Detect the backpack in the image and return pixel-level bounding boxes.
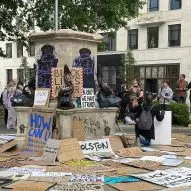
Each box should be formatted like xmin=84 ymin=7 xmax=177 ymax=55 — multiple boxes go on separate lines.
xmin=138 ymin=105 xmax=155 ymax=130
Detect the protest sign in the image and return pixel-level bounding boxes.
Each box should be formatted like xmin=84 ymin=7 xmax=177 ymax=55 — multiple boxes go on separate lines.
xmin=79 ymin=138 xmax=112 ymax=154
xmin=72 ymin=119 xmax=85 ymax=141
xmin=51 ymin=67 xmax=83 ymax=98
xmin=115 ymin=147 xmax=143 ymax=158
xmin=81 ymin=88 xmax=95 ymax=109
xmin=25 ymin=111 xmax=53 ymax=155
xmin=108 ymin=136 xmax=124 ymax=152
xmin=0 ymin=140 xmax=17 ymax=153
xmin=58 ymin=138 xmax=84 ymax=162
xmin=41 ymin=139 xmax=61 ymax=162
xmin=33 ymin=88 xmax=50 ymax=108
xmin=133 ymin=167 xmax=191 ymax=188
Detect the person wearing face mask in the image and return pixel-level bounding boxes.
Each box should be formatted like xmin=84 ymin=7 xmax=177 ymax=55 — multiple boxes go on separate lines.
xmin=133 ymin=93 xmax=165 ymax=147
xmin=3 ymin=81 xmax=17 ymax=129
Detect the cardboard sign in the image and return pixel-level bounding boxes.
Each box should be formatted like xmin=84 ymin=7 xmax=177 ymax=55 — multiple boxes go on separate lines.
xmin=3 ymin=180 xmax=56 ymax=190
xmin=81 ymin=88 xmax=95 ymax=108
xmin=0 ymin=140 xmax=17 ymax=153
xmin=115 ymin=147 xmax=143 ymax=158
xmin=108 ymin=136 xmax=124 ymax=152
xmin=25 ymin=111 xmax=53 ymax=155
xmin=79 ymin=138 xmax=112 ymax=154
xmin=133 ymin=167 xmax=191 ymax=188
xmin=33 ymin=88 xmax=50 ymax=108
xmin=58 ymin=138 xmax=84 ymax=162
xmin=72 ymin=119 xmax=85 ymax=141
xmin=152 ymin=111 xmax=172 ymax=145
xmin=42 ymin=139 xmax=61 ymax=162
xmin=51 ymin=67 xmax=83 ymax=98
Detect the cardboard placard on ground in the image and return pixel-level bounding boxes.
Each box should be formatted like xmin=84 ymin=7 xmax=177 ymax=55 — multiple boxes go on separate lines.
xmin=33 ymin=88 xmax=50 ymax=108
xmin=3 ymin=180 xmax=56 ymax=191
xmin=58 ymin=138 xmax=84 ymax=162
xmin=72 ymin=119 xmax=85 ymax=141
xmin=42 ymin=139 xmax=61 ymax=162
xmin=110 ymin=181 xmax=164 ymax=191
xmin=51 ymin=67 xmax=83 ymax=98
xmin=115 ymin=147 xmax=143 ymax=158
xmin=25 ymin=111 xmax=53 ymax=155
xmin=108 ymin=136 xmax=124 ymax=152
xmin=79 ymin=138 xmax=112 ymax=154
xmin=0 ymin=140 xmax=17 ymax=153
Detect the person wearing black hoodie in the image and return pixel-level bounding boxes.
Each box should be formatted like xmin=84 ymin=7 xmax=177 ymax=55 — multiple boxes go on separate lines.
xmin=133 ymin=93 xmax=165 ymax=146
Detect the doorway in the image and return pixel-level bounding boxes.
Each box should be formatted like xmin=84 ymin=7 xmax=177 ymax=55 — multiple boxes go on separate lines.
xmin=145 ymin=79 xmax=157 ymax=94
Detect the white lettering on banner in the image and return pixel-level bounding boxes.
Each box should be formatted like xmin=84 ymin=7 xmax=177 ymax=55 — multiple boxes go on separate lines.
xmin=81 ymin=88 xmax=95 ymax=109
xmin=133 ymin=167 xmax=191 ymax=188
xmin=79 ymin=138 xmax=112 ymax=154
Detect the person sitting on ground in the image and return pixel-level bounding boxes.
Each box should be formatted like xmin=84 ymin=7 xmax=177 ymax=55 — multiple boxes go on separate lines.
xmin=157 ymin=80 xmax=173 ymax=110
xmin=133 ymin=93 xmax=165 ymax=147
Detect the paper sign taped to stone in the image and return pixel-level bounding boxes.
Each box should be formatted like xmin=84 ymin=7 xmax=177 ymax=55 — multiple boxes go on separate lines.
xmin=81 ymin=88 xmax=95 ymax=109
xmin=72 ymin=119 xmax=85 ymax=141
xmin=33 ymin=88 xmax=50 ymax=107
xmin=79 ymin=138 xmax=112 ymax=154
xmin=52 ymin=67 xmax=83 ymax=98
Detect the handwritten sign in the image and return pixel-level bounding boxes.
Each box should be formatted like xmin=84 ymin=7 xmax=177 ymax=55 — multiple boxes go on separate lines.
xmin=51 ymin=67 xmax=83 ymax=97
xmin=115 ymin=147 xmax=143 ymax=158
xmin=58 ymin=138 xmax=84 ymax=162
xmin=72 ymin=119 xmax=85 ymax=141
xmin=133 ymin=167 xmax=191 ymax=188
xmin=42 ymin=139 xmax=61 ymax=162
xmin=79 ymin=138 xmax=112 ymax=154
xmin=0 ymin=140 xmax=17 ymax=153
xmin=25 ymin=111 xmax=53 ymax=155
xmin=33 ymin=88 xmax=50 ymax=108
xmin=81 ymin=88 xmax=95 ymax=109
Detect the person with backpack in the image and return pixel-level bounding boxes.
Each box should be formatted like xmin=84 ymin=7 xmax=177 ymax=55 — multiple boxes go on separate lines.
xmin=134 ymin=93 xmax=165 ymax=147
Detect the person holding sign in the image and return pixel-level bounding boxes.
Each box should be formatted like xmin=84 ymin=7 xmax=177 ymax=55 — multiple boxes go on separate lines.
xmin=133 ymin=93 xmax=165 ymax=147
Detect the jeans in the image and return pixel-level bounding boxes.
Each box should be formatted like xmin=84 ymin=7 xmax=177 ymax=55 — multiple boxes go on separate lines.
xmin=139 ymin=135 xmax=151 ymax=146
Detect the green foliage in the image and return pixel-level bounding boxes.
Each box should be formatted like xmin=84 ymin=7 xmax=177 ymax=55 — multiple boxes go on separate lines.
xmin=0 ymin=0 xmax=145 ymax=57
xmin=20 ymin=57 xmax=30 ymax=85
xmin=169 ymin=103 xmax=189 ymax=126
xmin=120 ymin=50 xmax=136 ymax=88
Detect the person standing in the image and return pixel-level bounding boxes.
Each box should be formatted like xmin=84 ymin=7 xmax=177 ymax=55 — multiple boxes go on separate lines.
xmin=176 ymin=74 xmax=188 ymax=104
xmin=158 ymin=80 xmax=173 ymax=110
xmin=3 ymin=81 xmax=17 ymax=129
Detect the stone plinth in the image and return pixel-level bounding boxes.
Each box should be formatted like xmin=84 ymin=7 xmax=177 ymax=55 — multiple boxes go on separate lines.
xmin=14 ymin=107 xmax=55 ymax=149
xmin=29 ymin=29 xmax=103 ymax=69
xmin=56 ymin=108 xmax=119 ymax=139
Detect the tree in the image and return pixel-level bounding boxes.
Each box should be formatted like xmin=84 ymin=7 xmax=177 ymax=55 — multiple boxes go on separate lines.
xmin=19 ymin=57 xmax=30 ymax=85
xmin=120 ymin=50 xmax=136 ymax=89
xmin=0 ymin=0 xmax=144 ymax=56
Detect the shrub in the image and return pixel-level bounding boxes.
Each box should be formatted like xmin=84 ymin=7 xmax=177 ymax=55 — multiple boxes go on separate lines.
xmin=169 ymin=103 xmax=189 ymax=126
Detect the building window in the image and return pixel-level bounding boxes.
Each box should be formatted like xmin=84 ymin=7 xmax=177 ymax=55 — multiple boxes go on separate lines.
xmin=6 ymin=69 xmax=13 ymax=84
xmin=170 ymin=0 xmax=181 ymax=10
xmin=28 ymin=44 xmax=35 ymax=57
xmin=100 ymin=66 xmax=116 ymax=89
xmin=148 ymin=0 xmax=159 ymax=11
xmin=6 ymin=43 xmax=12 ymax=58
xmin=147 ymin=27 xmax=159 ymax=48
xmin=128 ymin=29 xmax=138 ymax=49
xmin=17 ymin=43 xmax=23 ymax=57
xmin=27 ymin=14 xmax=35 ymax=30
xmin=99 ymin=32 xmax=116 ymax=51
xmin=168 ymin=24 xmax=181 ymax=47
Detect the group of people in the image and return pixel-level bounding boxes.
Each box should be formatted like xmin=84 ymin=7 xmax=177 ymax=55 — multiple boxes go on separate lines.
xmin=1 ymin=78 xmax=35 ymax=129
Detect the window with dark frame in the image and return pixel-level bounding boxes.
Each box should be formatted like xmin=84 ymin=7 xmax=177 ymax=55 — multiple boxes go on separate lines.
xmin=170 ymin=0 xmax=181 ymax=10
xmin=149 ymin=0 xmax=159 ymax=12
xmin=168 ymin=24 xmax=181 ymax=47
xmin=6 ymin=69 xmax=13 ymax=84
xmin=6 ymin=43 xmax=12 ymax=58
xmin=17 ymin=43 xmax=23 ymax=57
xmin=28 ymin=44 xmax=35 ymax=57
xmin=100 ymin=32 xmax=116 ymax=51
xmin=128 ymin=29 xmax=138 ymax=49
xmin=147 ymin=27 xmax=159 ymax=48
